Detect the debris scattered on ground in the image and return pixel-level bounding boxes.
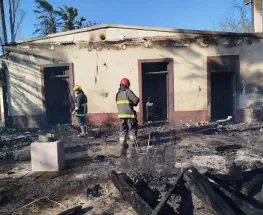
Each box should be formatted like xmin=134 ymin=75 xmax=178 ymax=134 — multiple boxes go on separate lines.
xmin=57 ymin=206 xmax=82 ymax=215
xmin=87 ymin=184 xmax=103 ymax=198
xmin=0 ymin=122 xmax=263 ymax=214
xmin=111 ymin=164 xmax=263 ymax=215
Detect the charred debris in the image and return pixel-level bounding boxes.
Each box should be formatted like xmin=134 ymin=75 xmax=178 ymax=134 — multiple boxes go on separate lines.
xmin=110 ymin=164 xmax=263 ymax=215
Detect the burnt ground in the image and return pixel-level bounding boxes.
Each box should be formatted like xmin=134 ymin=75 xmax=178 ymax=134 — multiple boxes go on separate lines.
xmin=1 ymin=121 xmax=263 ymax=214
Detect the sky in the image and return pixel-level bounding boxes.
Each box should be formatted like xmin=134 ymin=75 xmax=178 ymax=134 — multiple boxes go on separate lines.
xmin=4 ymin=0 xmax=246 ymax=40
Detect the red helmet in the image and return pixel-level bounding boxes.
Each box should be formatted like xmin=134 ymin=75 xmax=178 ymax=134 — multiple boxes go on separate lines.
xmin=120 ymin=78 xmax=130 ymax=87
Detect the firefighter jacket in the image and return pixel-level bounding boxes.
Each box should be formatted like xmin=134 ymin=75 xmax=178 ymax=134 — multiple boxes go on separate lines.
xmin=74 ymin=91 xmax=88 ymax=116
xmin=116 ymin=86 xmax=139 ymax=119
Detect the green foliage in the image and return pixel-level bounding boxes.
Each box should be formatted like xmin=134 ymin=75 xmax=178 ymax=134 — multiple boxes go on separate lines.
xmin=58 ymin=6 xmax=87 ymax=31
xmin=33 ymin=0 xmax=60 ymax=35
xmin=33 ymin=0 xmax=98 ymax=36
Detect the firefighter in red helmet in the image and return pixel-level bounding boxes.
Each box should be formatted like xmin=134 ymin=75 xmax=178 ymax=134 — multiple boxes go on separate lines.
xmin=116 ymin=78 xmax=140 ymax=150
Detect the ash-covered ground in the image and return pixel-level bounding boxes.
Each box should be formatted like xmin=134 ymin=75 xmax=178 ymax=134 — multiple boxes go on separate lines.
xmin=1 ymin=121 xmax=263 ymax=214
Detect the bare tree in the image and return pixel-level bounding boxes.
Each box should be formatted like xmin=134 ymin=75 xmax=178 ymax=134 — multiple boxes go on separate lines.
xmin=214 ymin=1 xmax=252 ymax=33
xmin=0 ymin=0 xmax=7 ymax=45
xmin=0 ymin=0 xmax=8 ymax=126
xmin=8 ymin=0 xmax=26 ymax=42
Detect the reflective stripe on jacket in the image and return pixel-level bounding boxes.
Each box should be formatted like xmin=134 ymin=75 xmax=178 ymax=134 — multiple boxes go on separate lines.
xmin=116 ymin=87 xmax=139 ymax=119
xmin=74 ymin=91 xmax=88 ymax=116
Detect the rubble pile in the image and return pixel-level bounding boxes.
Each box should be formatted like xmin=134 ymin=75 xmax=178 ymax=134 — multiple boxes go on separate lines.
xmin=110 ymin=164 xmax=263 ymax=215
xmin=0 ymin=128 xmax=38 ymax=161
xmin=0 ymin=125 xmax=73 ymax=162
xmin=0 ymin=122 xmax=263 ymax=214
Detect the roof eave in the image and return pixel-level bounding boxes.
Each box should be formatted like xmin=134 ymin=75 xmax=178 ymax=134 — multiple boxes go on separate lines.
xmin=12 ymin=24 xmax=263 ymax=44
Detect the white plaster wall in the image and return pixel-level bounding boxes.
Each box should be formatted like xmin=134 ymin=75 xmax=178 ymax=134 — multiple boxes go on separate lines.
xmin=4 ymin=59 xmax=43 ymax=116
xmin=69 ymin=41 xmax=263 ymax=113
xmin=4 ymin=29 xmax=263 ymax=121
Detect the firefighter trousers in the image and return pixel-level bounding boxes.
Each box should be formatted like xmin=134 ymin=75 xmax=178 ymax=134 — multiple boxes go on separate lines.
xmin=77 ymin=116 xmax=86 ymax=126
xmin=119 ymin=118 xmax=138 ymax=146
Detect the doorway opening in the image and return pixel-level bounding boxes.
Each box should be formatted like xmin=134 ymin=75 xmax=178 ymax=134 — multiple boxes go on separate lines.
xmin=142 ymin=62 xmax=168 ymax=121
xmin=210 ymin=72 xmax=234 ymax=120
xmin=44 ymin=66 xmax=71 ymax=125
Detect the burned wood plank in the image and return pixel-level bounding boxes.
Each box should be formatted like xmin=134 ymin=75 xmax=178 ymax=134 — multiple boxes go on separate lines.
xmin=212 ymin=182 xmax=263 ymax=215
xmin=215 ymin=144 xmax=242 ymax=151
xmin=109 ymin=171 xmax=153 ymax=215
xmin=183 ymin=166 xmax=236 ymax=215
xmin=151 ymin=170 xmax=185 ymax=215
xmin=155 ymin=167 xmax=182 ymax=178
xmin=124 ymin=173 xmax=177 ymax=215
xmin=241 ymin=172 xmax=263 ymax=196
xmin=57 ymin=206 xmax=82 ymax=215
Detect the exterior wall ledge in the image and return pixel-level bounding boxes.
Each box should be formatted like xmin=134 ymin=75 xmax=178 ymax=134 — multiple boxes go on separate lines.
xmin=12 ymin=24 xmax=263 ymax=45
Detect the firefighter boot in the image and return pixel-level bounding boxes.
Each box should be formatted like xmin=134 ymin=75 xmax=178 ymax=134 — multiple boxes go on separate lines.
xmin=84 ymin=125 xmax=88 ymax=135
xmin=119 ymin=137 xmax=129 ymax=150
xmin=130 ymin=135 xmax=140 ymax=147
xmin=78 ymin=126 xmax=86 ymax=137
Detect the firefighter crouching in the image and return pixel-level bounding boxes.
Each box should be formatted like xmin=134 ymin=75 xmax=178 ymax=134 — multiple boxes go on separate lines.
xmin=116 ymin=78 xmax=140 ymax=149
xmin=72 ymin=85 xmax=88 ymax=137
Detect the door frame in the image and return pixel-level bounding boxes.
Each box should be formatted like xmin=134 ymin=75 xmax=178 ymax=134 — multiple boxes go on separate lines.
xmin=40 ymin=63 xmax=75 ymax=125
xmin=207 ymin=55 xmax=239 ymax=121
xmin=138 ymin=58 xmax=174 ymax=123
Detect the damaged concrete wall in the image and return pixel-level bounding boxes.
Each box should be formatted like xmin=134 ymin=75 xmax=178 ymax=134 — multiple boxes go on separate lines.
xmin=3 ymin=58 xmax=44 ymax=127
xmin=2 ymin=44 xmax=71 ymax=127
xmin=236 ymin=42 xmax=263 ymax=122
xmin=3 ymin=26 xmax=263 ymax=127
xmin=0 ymin=87 xmax=3 ymax=123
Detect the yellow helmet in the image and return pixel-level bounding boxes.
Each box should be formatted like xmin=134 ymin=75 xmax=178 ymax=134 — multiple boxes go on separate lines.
xmin=73 ymin=85 xmax=82 ymax=91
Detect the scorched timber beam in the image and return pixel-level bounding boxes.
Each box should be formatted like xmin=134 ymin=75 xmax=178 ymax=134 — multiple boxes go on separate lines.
xmin=109 ymin=171 xmax=153 ymax=215
xmin=183 ymin=166 xmax=236 ymax=215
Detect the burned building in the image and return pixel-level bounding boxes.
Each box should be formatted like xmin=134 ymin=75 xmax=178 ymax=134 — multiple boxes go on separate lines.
xmin=0 ymin=24 xmax=263 ymax=128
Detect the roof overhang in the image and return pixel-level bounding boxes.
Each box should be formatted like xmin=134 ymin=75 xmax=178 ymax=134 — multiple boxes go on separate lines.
xmin=10 ymin=24 xmax=263 ymax=44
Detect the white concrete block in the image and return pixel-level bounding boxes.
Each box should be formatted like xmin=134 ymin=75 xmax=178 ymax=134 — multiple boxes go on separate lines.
xmin=31 ymin=141 xmax=65 ymax=171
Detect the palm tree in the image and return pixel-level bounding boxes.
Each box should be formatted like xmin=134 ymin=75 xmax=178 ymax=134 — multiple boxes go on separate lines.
xmin=58 ymin=6 xmax=86 ymax=31
xmin=85 ymin=20 xmax=99 ymax=28
xmin=33 ymin=0 xmax=60 ymax=35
